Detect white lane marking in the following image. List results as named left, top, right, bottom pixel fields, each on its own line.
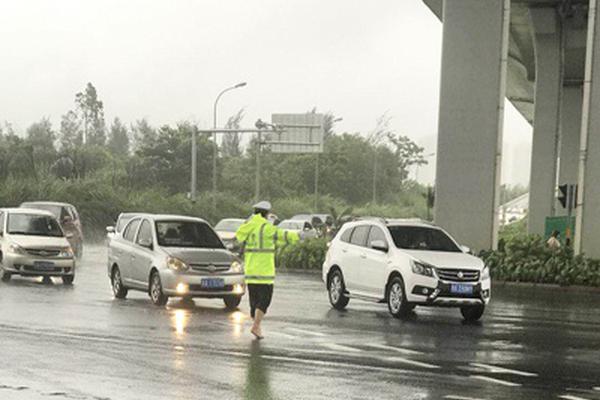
left=321, top=343, right=362, bottom=353
left=368, top=343, right=424, bottom=355
left=559, top=395, right=592, bottom=400
left=470, top=375, right=522, bottom=387
left=470, top=362, right=538, bottom=377
left=286, top=327, right=327, bottom=337
left=444, top=396, right=488, bottom=400
left=386, top=356, right=440, bottom=370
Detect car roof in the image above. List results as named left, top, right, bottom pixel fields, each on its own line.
left=1, top=207, right=55, bottom=217
left=118, top=212, right=152, bottom=218
left=20, top=201, right=74, bottom=208
left=346, top=218, right=439, bottom=229
left=217, top=218, right=245, bottom=222
left=147, top=214, right=210, bottom=224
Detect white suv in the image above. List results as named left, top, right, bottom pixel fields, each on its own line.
left=322, top=219, right=491, bottom=321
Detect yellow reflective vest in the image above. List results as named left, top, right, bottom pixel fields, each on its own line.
left=235, top=214, right=300, bottom=284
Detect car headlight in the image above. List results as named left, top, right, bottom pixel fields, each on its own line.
left=8, top=243, right=26, bottom=255
left=411, top=260, right=435, bottom=277
left=230, top=261, right=243, bottom=273
left=481, top=266, right=490, bottom=280
left=167, top=256, right=189, bottom=272
left=59, top=247, right=74, bottom=258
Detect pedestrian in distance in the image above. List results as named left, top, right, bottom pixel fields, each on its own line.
left=547, top=229, right=561, bottom=250
left=235, top=201, right=300, bottom=339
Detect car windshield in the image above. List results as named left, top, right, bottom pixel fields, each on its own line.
left=21, top=203, right=62, bottom=219
left=214, top=219, right=243, bottom=232
left=280, top=221, right=302, bottom=230
left=155, top=221, right=224, bottom=249
left=387, top=226, right=461, bottom=252
left=7, top=213, right=64, bottom=237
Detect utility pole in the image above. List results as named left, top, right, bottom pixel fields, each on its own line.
left=255, top=129, right=262, bottom=202
left=190, top=128, right=197, bottom=202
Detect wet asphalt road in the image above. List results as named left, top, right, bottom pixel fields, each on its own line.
left=0, top=246, right=600, bottom=400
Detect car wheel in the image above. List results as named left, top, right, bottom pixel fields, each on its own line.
left=328, top=269, right=350, bottom=310
left=386, top=276, right=413, bottom=318
left=111, top=267, right=128, bottom=299
left=62, top=274, right=74, bottom=285
left=223, top=295, right=242, bottom=310
left=460, top=304, right=485, bottom=322
left=149, top=271, right=168, bottom=306
left=1, top=269, right=11, bottom=282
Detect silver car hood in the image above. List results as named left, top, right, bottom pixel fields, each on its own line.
left=7, top=234, right=70, bottom=249
left=401, top=250, right=484, bottom=270
left=163, top=248, right=235, bottom=265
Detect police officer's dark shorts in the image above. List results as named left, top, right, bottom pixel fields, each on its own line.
left=248, top=284, right=274, bottom=318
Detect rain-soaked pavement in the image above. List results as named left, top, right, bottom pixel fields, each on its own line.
left=1, top=246, right=600, bottom=400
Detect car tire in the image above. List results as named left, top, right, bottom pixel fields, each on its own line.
left=1, top=269, right=11, bottom=282
left=328, top=269, right=350, bottom=310
left=386, top=276, right=413, bottom=318
left=111, top=267, right=128, bottom=299
left=149, top=271, right=168, bottom=306
left=223, top=295, right=242, bottom=310
left=460, top=304, right=485, bottom=322
left=62, top=274, right=75, bottom=285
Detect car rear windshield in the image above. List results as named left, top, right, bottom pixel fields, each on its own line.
left=7, top=214, right=63, bottom=237
left=155, top=221, right=224, bottom=249
left=214, top=220, right=243, bottom=232
left=387, top=226, right=460, bottom=252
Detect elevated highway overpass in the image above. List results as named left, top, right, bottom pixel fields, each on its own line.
left=423, top=0, right=600, bottom=257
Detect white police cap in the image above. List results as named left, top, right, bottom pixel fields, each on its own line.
left=252, top=200, right=272, bottom=211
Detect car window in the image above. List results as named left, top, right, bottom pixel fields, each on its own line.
left=340, top=227, right=353, bottom=243
left=123, top=218, right=141, bottom=242
left=69, top=206, right=79, bottom=221
left=0, top=212, right=4, bottom=234
left=387, top=226, right=461, bottom=252
left=368, top=226, right=387, bottom=247
left=136, top=220, right=153, bottom=246
left=350, top=225, right=370, bottom=247
left=116, top=215, right=134, bottom=233
left=155, top=220, right=224, bottom=249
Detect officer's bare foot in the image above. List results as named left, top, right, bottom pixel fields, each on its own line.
left=251, top=327, right=263, bottom=340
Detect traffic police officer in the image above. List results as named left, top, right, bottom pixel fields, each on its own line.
left=236, top=201, right=299, bottom=339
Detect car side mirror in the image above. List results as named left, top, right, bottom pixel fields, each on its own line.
left=460, top=245, right=472, bottom=254
left=106, top=226, right=115, bottom=234
left=138, top=238, right=153, bottom=249
left=370, top=240, right=388, bottom=252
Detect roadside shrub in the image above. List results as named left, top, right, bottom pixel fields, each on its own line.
left=482, top=235, right=600, bottom=287
left=276, top=238, right=328, bottom=270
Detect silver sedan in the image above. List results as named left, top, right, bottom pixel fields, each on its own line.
left=107, top=214, right=245, bottom=308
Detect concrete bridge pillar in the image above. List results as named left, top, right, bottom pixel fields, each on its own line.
left=434, top=0, right=510, bottom=251
left=575, top=0, right=600, bottom=258
left=528, top=8, right=561, bottom=235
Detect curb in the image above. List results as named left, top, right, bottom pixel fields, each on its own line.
left=492, top=280, right=600, bottom=293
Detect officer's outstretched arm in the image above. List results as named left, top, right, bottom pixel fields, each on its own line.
left=265, top=224, right=299, bottom=246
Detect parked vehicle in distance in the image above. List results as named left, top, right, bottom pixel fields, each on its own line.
left=108, top=214, right=245, bottom=308
left=20, top=201, right=83, bottom=259
left=322, top=218, right=490, bottom=321
left=278, top=219, right=318, bottom=239
left=214, top=218, right=245, bottom=253
left=0, top=208, right=76, bottom=284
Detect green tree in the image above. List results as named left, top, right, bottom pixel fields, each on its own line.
left=222, top=108, right=244, bottom=158
left=59, top=110, right=83, bottom=150
left=107, top=117, right=130, bottom=157
left=26, top=117, right=57, bottom=172
left=131, top=118, right=156, bottom=151
left=75, top=82, right=106, bottom=146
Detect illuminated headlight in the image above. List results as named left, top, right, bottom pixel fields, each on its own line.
left=176, top=283, right=189, bottom=294
left=167, top=256, right=189, bottom=272
left=8, top=243, right=26, bottom=255
left=481, top=266, right=490, bottom=280
left=230, top=261, right=243, bottom=274
left=59, top=247, right=74, bottom=258
left=411, top=260, right=435, bottom=277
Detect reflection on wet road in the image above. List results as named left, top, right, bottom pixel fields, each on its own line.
left=0, top=245, right=599, bottom=399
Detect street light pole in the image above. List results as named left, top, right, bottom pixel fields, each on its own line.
left=206, top=82, right=246, bottom=206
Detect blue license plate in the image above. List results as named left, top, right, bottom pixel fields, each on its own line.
left=33, top=261, right=55, bottom=271
left=200, top=278, right=224, bottom=289
left=450, top=284, right=473, bottom=295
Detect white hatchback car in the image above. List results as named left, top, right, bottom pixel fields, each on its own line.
left=322, top=219, right=491, bottom=321
left=108, top=214, right=245, bottom=308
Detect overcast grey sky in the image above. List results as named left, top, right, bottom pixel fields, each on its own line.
left=0, top=0, right=531, bottom=185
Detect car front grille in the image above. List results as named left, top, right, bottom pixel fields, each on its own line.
left=190, top=263, right=230, bottom=274
left=189, top=284, right=234, bottom=292
left=436, top=268, right=480, bottom=282
left=25, top=248, right=61, bottom=257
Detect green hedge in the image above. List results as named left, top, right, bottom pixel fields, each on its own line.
left=482, top=235, right=600, bottom=287
left=276, top=238, right=328, bottom=270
